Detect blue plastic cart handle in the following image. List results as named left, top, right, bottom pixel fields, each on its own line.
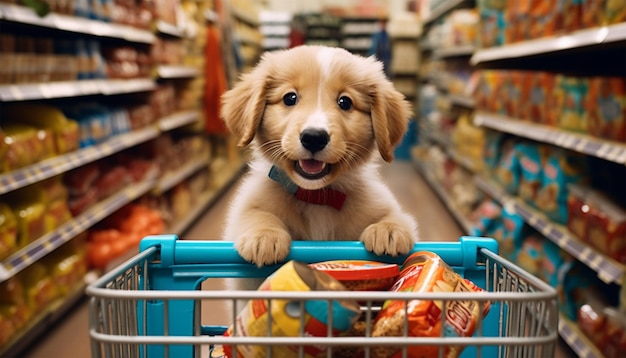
left=139, top=235, right=498, bottom=271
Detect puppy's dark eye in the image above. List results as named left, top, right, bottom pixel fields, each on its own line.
left=283, top=92, right=298, bottom=106
left=338, top=96, right=352, bottom=111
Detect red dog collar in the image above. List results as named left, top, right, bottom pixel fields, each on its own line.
left=268, top=166, right=346, bottom=210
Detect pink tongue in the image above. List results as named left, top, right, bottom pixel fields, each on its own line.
left=300, top=159, right=326, bottom=174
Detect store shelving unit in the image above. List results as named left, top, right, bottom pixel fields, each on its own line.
left=0, top=110, right=198, bottom=195
left=423, top=0, right=474, bottom=25
left=415, top=2, right=626, bottom=355
left=474, top=112, right=626, bottom=165
left=0, top=2, right=244, bottom=356
left=475, top=175, right=624, bottom=285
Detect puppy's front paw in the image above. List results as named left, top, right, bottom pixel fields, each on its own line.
left=360, top=222, right=415, bottom=257
left=235, top=229, right=292, bottom=266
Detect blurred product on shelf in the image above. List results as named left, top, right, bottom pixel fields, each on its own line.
left=0, top=239, right=87, bottom=347
left=474, top=70, right=626, bottom=142
left=86, top=203, right=164, bottom=268
left=478, top=0, right=626, bottom=47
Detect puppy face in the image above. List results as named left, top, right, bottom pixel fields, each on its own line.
left=221, top=46, right=411, bottom=190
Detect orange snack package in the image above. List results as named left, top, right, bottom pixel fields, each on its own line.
left=372, top=251, right=490, bottom=358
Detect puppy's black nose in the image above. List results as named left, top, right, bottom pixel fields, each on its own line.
left=300, top=128, right=329, bottom=153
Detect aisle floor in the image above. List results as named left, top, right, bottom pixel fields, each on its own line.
left=19, top=161, right=572, bottom=358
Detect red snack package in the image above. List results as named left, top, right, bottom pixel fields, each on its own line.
left=372, top=251, right=490, bottom=358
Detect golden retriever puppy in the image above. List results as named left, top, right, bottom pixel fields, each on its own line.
left=221, top=45, right=418, bottom=266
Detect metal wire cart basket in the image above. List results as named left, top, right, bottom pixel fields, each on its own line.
left=86, top=235, right=558, bottom=358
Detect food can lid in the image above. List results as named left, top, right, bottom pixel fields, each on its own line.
left=309, top=260, right=399, bottom=281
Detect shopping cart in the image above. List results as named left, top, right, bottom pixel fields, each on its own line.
left=86, top=235, right=558, bottom=358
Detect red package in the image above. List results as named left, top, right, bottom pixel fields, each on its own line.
left=372, top=251, right=490, bottom=358
left=587, top=77, right=626, bottom=143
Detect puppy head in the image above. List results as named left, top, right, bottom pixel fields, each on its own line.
left=221, top=46, right=411, bottom=190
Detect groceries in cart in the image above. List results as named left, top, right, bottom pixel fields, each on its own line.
left=220, top=251, right=490, bottom=358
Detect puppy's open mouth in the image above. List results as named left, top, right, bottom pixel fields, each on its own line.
left=295, top=159, right=331, bottom=180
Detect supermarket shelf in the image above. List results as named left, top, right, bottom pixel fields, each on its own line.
left=424, top=0, right=474, bottom=25
left=448, top=93, right=476, bottom=108
left=471, top=22, right=626, bottom=65
left=474, top=112, right=626, bottom=165
left=414, top=160, right=473, bottom=233
left=0, top=78, right=156, bottom=102
left=0, top=279, right=86, bottom=358
left=156, top=65, right=200, bottom=79
left=0, top=178, right=156, bottom=283
left=0, top=110, right=197, bottom=195
left=558, top=313, right=604, bottom=358
left=156, top=19, right=185, bottom=38
left=154, top=156, right=209, bottom=194
left=434, top=45, right=475, bottom=58
left=169, top=161, right=245, bottom=235
left=475, top=175, right=625, bottom=285
left=0, top=3, right=155, bottom=44
left=158, top=110, right=199, bottom=131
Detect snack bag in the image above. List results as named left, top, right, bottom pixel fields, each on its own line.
left=372, top=251, right=490, bottom=358
left=529, top=0, right=559, bottom=39
left=500, top=205, right=526, bottom=260
left=582, top=0, right=606, bottom=28
left=494, top=138, right=521, bottom=195
left=605, top=0, right=626, bottom=24
left=566, top=183, right=591, bottom=241
left=516, top=142, right=546, bottom=206
left=477, top=0, right=506, bottom=47
left=586, top=191, right=626, bottom=263
left=587, top=77, right=626, bottom=142
left=528, top=72, right=555, bottom=124
left=309, top=260, right=399, bottom=291
left=515, top=234, right=544, bottom=278
left=536, top=149, right=588, bottom=224
left=223, top=261, right=361, bottom=358
left=482, top=131, right=506, bottom=171
left=557, top=76, right=590, bottom=133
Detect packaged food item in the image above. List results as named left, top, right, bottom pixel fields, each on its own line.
left=499, top=205, right=526, bottom=260
left=562, top=0, right=583, bottom=32
left=6, top=188, right=47, bottom=249
left=557, top=259, right=600, bottom=320
left=1, top=124, right=45, bottom=171
left=566, top=184, right=591, bottom=240
left=504, top=0, right=530, bottom=44
left=587, top=77, right=626, bottom=142
left=516, top=142, right=545, bottom=206
left=477, top=0, right=506, bottom=47
left=0, top=202, right=18, bottom=260
left=94, top=165, right=131, bottom=200
left=21, top=263, right=58, bottom=314
left=603, top=308, right=626, bottom=357
left=557, top=76, right=590, bottom=133
left=586, top=191, right=626, bottom=263
left=469, top=199, right=502, bottom=238
left=541, top=239, right=566, bottom=287
left=223, top=260, right=361, bottom=358
left=529, top=0, right=559, bottom=39
left=536, top=149, right=588, bottom=224
left=64, top=163, right=100, bottom=197
left=527, top=72, right=556, bottom=124
left=494, top=137, right=521, bottom=195
left=309, top=260, right=399, bottom=291
left=582, top=0, right=606, bottom=28
left=482, top=131, right=506, bottom=171
left=605, top=0, right=626, bottom=24
left=372, top=251, right=490, bottom=358
left=43, top=241, right=87, bottom=296
left=515, top=234, right=544, bottom=278
left=2, top=103, right=80, bottom=154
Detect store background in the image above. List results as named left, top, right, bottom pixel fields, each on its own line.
left=0, top=0, right=625, bottom=357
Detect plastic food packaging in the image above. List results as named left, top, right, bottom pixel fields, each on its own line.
left=1, top=124, right=45, bottom=171
left=0, top=203, right=18, bottom=260
left=309, top=260, right=399, bottom=291
left=585, top=191, right=626, bottom=263
left=372, top=251, right=490, bottom=358
left=223, top=260, right=361, bottom=358
left=586, top=77, right=626, bottom=143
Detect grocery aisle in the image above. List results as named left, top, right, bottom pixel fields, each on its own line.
left=19, top=160, right=462, bottom=358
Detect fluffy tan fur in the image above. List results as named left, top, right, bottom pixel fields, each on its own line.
left=220, top=46, right=418, bottom=266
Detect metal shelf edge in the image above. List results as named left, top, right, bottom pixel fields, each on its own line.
left=471, top=22, right=626, bottom=65
left=474, top=112, right=626, bottom=165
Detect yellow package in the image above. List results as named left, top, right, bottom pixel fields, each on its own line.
left=223, top=261, right=361, bottom=358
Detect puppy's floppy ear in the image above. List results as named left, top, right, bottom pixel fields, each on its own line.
left=220, top=54, right=272, bottom=147
left=369, top=71, right=412, bottom=162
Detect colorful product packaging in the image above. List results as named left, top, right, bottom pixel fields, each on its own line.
left=585, top=191, right=626, bottom=263
left=516, top=142, right=546, bottom=206
left=494, top=138, right=521, bottom=195
left=557, top=76, right=590, bottom=133
left=587, top=76, right=626, bottom=142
